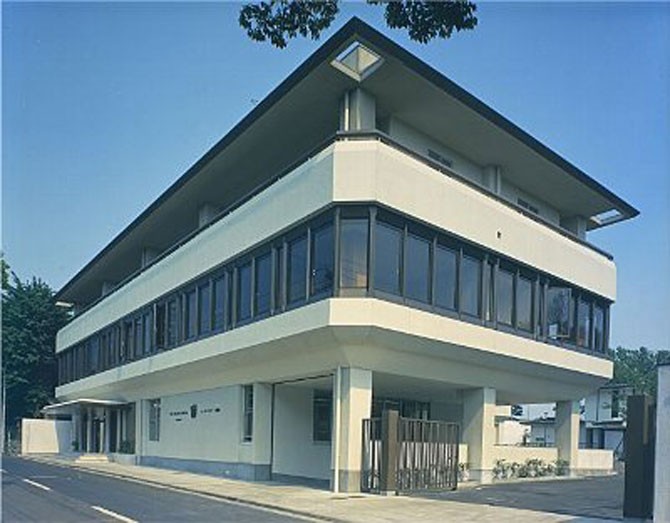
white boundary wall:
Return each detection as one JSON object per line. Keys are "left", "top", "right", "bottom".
{"left": 21, "top": 419, "right": 72, "bottom": 454}
{"left": 654, "top": 364, "right": 670, "bottom": 522}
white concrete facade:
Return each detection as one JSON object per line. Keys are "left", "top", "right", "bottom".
{"left": 52, "top": 20, "right": 634, "bottom": 492}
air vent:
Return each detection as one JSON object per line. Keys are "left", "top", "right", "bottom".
{"left": 517, "top": 198, "right": 540, "bottom": 215}
{"left": 331, "top": 41, "right": 384, "bottom": 82}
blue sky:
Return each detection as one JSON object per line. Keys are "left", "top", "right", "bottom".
{"left": 3, "top": 2, "right": 669, "bottom": 350}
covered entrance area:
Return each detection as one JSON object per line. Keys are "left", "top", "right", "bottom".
{"left": 43, "top": 399, "right": 134, "bottom": 454}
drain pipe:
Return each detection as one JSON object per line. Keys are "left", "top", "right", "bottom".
{"left": 333, "top": 365, "right": 342, "bottom": 493}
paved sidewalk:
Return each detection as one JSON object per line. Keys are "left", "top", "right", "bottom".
{"left": 22, "top": 455, "right": 620, "bottom": 522}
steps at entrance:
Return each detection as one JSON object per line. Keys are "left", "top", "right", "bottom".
{"left": 75, "top": 454, "right": 110, "bottom": 464}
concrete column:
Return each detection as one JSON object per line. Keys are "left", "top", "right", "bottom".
{"left": 116, "top": 409, "right": 122, "bottom": 451}
{"left": 556, "top": 400, "right": 580, "bottom": 474}
{"left": 251, "top": 383, "right": 272, "bottom": 480}
{"left": 339, "top": 88, "right": 376, "bottom": 132}
{"left": 462, "top": 387, "right": 496, "bottom": 482}
{"left": 86, "top": 407, "right": 93, "bottom": 453}
{"left": 334, "top": 367, "right": 372, "bottom": 492}
{"left": 103, "top": 408, "right": 111, "bottom": 453}
{"left": 71, "top": 411, "right": 81, "bottom": 453}
{"left": 654, "top": 364, "right": 670, "bottom": 522}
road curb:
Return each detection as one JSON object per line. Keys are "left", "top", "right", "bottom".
{"left": 20, "top": 455, "right": 348, "bottom": 523}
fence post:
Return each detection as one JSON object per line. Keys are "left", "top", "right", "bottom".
{"left": 380, "top": 409, "right": 399, "bottom": 495}
{"left": 624, "top": 394, "right": 655, "bottom": 519}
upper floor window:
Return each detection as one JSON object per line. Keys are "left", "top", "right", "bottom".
{"left": 166, "top": 298, "right": 179, "bottom": 347}
{"left": 212, "top": 274, "right": 228, "bottom": 331}
{"left": 547, "top": 285, "right": 572, "bottom": 340}
{"left": 255, "top": 252, "right": 272, "bottom": 316}
{"left": 405, "top": 233, "right": 430, "bottom": 303}
{"left": 374, "top": 221, "right": 402, "bottom": 295}
{"left": 576, "top": 298, "right": 591, "bottom": 348}
{"left": 593, "top": 304, "right": 605, "bottom": 353}
{"left": 434, "top": 244, "right": 457, "bottom": 311}
{"left": 184, "top": 289, "right": 197, "bottom": 340}
{"left": 155, "top": 303, "right": 166, "bottom": 350}
{"left": 516, "top": 275, "right": 533, "bottom": 332}
{"left": 287, "top": 235, "right": 307, "bottom": 304}
{"left": 237, "top": 262, "right": 252, "bottom": 322}
{"left": 496, "top": 268, "right": 514, "bottom": 326}
{"left": 143, "top": 310, "right": 153, "bottom": 354}
{"left": 198, "top": 282, "right": 211, "bottom": 335}
{"left": 460, "top": 255, "right": 481, "bottom": 317}
{"left": 340, "top": 218, "right": 368, "bottom": 289}
{"left": 311, "top": 223, "right": 334, "bottom": 296}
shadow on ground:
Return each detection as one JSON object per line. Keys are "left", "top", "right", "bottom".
{"left": 413, "top": 475, "right": 624, "bottom": 521}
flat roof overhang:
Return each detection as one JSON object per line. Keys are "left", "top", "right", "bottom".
{"left": 57, "top": 18, "right": 638, "bottom": 307}
{"left": 42, "top": 398, "right": 128, "bottom": 415}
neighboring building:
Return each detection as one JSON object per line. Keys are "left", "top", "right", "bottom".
{"left": 45, "top": 19, "right": 637, "bottom": 490}
{"left": 582, "top": 383, "right": 633, "bottom": 458}
{"left": 524, "top": 416, "right": 557, "bottom": 447}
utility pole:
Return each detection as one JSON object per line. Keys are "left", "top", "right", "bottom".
{"left": 1, "top": 369, "right": 6, "bottom": 454}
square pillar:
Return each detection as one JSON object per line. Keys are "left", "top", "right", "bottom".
{"left": 86, "top": 407, "right": 93, "bottom": 453}
{"left": 103, "top": 408, "right": 111, "bottom": 453}
{"left": 116, "top": 409, "right": 122, "bottom": 451}
{"left": 333, "top": 367, "right": 372, "bottom": 492}
{"left": 462, "top": 387, "right": 496, "bottom": 483}
{"left": 556, "top": 400, "right": 580, "bottom": 474}
{"left": 251, "top": 383, "right": 272, "bottom": 480}
{"left": 71, "top": 411, "right": 81, "bottom": 453}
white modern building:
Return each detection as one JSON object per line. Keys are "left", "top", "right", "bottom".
{"left": 47, "top": 19, "right": 637, "bottom": 491}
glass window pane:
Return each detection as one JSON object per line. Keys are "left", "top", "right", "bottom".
{"left": 496, "top": 269, "right": 514, "bottom": 326}
{"left": 288, "top": 236, "right": 307, "bottom": 304}
{"left": 435, "top": 245, "right": 457, "bottom": 310}
{"left": 340, "top": 219, "right": 369, "bottom": 289}
{"left": 198, "top": 283, "right": 211, "bottom": 334}
{"left": 547, "top": 286, "right": 571, "bottom": 340}
{"left": 405, "top": 233, "right": 430, "bottom": 303}
{"left": 255, "top": 253, "right": 272, "bottom": 315}
{"left": 460, "top": 255, "right": 481, "bottom": 317}
{"left": 517, "top": 276, "right": 533, "bottom": 332}
{"left": 593, "top": 305, "right": 605, "bottom": 352}
{"left": 155, "top": 303, "right": 166, "bottom": 350}
{"left": 374, "top": 221, "right": 402, "bottom": 295}
{"left": 274, "top": 246, "right": 284, "bottom": 310}
{"left": 143, "top": 311, "right": 152, "bottom": 354}
{"left": 237, "top": 263, "right": 252, "bottom": 322}
{"left": 212, "top": 276, "right": 227, "bottom": 331}
{"left": 134, "top": 317, "right": 143, "bottom": 358}
{"left": 577, "top": 298, "right": 591, "bottom": 348}
{"left": 185, "top": 290, "right": 197, "bottom": 339}
{"left": 311, "top": 224, "right": 334, "bottom": 295}
{"left": 167, "top": 299, "right": 179, "bottom": 346}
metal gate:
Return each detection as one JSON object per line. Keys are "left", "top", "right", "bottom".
{"left": 361, "top": 411, "right": 459, "bottom": 493}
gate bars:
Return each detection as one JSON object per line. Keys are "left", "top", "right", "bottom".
{"left": 361, "top": 410, "right": 459, "bottom": 494}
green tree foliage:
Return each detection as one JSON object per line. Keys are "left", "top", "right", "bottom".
{"left": 2, "top": 274, "right": 69, "bottom": 431}
{"left": 611, "top": 346, "right": 670, "bottom": 397}
{"left": 239, "top": 1, "right": 478, "bottom": 48}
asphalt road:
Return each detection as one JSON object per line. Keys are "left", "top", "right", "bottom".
{"left": 1, "top": 456, "right": 307, "bottom": 522}
{"left": 415, "top": 474, "right": 624, "bottom": 521}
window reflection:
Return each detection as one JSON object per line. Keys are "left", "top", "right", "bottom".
{"left": 340, "top": 219, "right": 368, "bottom": 289}
{"left": 374, "top": 221, "right": 402, "bottom": 295}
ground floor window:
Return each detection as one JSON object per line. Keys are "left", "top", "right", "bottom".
{"left": 148, "top": 399, "right": 161, "bottom": 442}
{"left": 313, "top": 390, "right": 332, "bottom": 442}
{"left": 242, "top": 385, "right": 253, "bottom": 442}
